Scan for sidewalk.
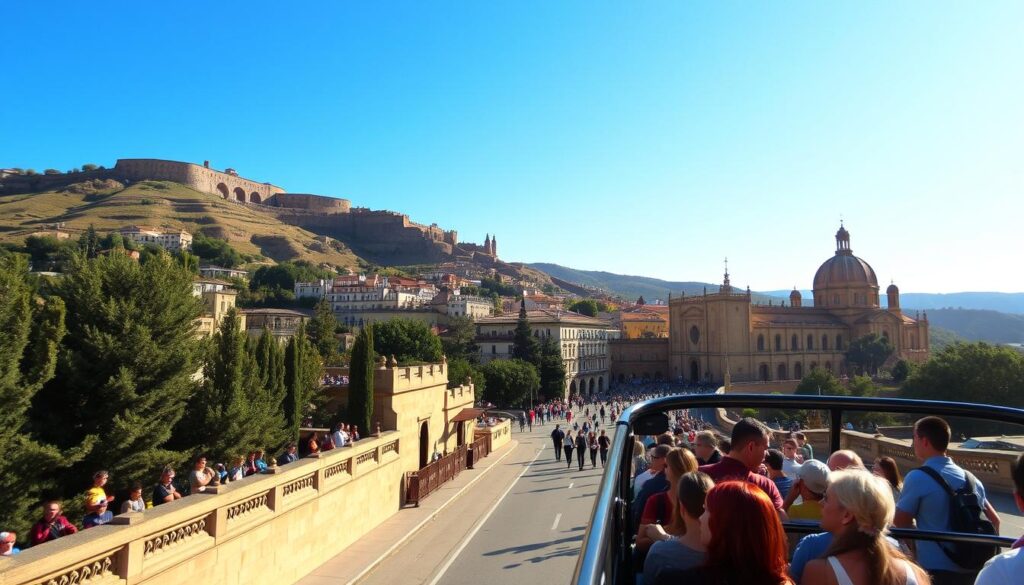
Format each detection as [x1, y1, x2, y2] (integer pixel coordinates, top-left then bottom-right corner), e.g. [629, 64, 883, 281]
[299, 439, 520, 585]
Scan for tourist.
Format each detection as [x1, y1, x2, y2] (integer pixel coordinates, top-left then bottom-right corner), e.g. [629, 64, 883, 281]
[351, 426, 361, 441]
[589, 431, 599, 468]
[796, 432, 813, 461]
[29, 500, 77, 546]
[0, 531, 19, 556]
[332, 423, 347, 448]
[895, 416, 1000, 585]
[598, 429, 611, 467]
[119, 482, 146, 514]
[551, 425, 565, 461]
[304, 432, 320, 455]
[321, 431, 335, 451]
[214, 463, 228, 484]
[227, 456, 245, 482]
[153, 466, 183, 505]
[670, 480, 792, 584]
[633, 438, 650, 478]
[84, 470, 114, 513]
[698, 418, 786, 515]
[564, 431, 575, 469]
[827, 449, 864, 471]
[765, 448, 794, 499]
[277, 443, 299, 466]
[637, 448, 699, 561]
[801, 469, 930, 585]
[189, 455, 217, 493]
[873, 456, 903, 501]
[244, 451, 259, 476]
[632, 444, 673, 529]
[785, 460, 829, 521]
[575, 430, 587, 471]
[254, 449, 268, 472]
[782, 438, 804, 473]
[83, 498, 113, 529]
[974, 452, 1024, 584]
[645, 471, 714, 585]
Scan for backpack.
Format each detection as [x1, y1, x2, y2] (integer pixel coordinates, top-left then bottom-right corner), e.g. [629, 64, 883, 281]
[916, 466, 998, 570]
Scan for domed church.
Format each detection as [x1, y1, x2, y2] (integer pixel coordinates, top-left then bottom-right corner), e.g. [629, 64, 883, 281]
[666, 225, 929, 383]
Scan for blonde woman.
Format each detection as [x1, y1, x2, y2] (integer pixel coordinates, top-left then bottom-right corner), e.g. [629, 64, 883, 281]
[802, 469, 930, 585]
[636, 447, 700, 560]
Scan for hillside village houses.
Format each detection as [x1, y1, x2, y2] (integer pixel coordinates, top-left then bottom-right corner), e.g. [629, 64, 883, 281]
[193, 277, 241, 337]
[199, 264, 249, 281]
[475, 305, 619, 397]
[294, 273, 492, 328]
[118, 225, 193, 251]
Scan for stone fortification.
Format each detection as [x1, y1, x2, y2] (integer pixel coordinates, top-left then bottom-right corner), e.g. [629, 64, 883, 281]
[270, 192, 351, 212]
[114, 159, 287, 205]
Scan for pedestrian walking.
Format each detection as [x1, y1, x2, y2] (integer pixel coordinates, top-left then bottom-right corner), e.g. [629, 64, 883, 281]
[598, 429, 610, 466]
[563, 432, 575, 469]
[589, 432, 598, 468]
[519, 415, 525, 433]
[551, 425, 565, 461]
[575, 432, 587, 471]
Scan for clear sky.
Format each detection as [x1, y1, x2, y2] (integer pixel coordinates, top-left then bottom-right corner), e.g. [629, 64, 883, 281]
[3, 2, 1022, 293]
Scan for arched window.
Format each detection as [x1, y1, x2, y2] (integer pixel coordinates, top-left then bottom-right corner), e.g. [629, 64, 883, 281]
[825, 361, 833, 373]
[777, 363, 787, 380]
[832, 294, 840, 305]
[836, 335, 843, 350]
[689, 325, 700, 344]
[775, 334, 782, 351]
[794, 362, 803, 379]
[791, 334, 799, 350]
[822, 335, 829, 350]
[759, 363, 770, 381]
[757, 335, 765, 351]
[807, 334, 814, 350]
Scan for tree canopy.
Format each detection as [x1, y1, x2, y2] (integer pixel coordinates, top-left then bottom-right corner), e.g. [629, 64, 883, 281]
[845, 333, 893, 375]
[795, 367, 845, 396]
[481, 359, 539, 407]
[902, 342, 1024, 408]
[373, 318, 443, 364]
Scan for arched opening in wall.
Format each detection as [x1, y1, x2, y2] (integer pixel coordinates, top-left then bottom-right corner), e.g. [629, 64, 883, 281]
[807, 335, 814, 350]
[250, 192, 262, 204]
[233, 187, 246, 202]
[598, 377, 604, 392]
[836, 335, 843, 350]
[777, 363, 787, 380]
[456, 421, 465, 447]
[759, 363, 770, 382]
[570, 380, 577, 395]
[794, 362, 803, 379]
[690, 360, 699, 382]
[418, 421, 429, 470]
[810, 361, 818, 371]
[588, 378, 595, 394]
[757, 335, 765, 351]
[654, 371, 662, 380]
[825, 361, 833, 373]
[791, 334, 799, 350]
[217, 183, 229, 198]
[775, 334, 782, 351]
[822, 335, 829, 351]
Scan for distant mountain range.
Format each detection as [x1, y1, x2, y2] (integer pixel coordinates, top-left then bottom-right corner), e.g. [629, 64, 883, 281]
[528, 264, 1024, 345]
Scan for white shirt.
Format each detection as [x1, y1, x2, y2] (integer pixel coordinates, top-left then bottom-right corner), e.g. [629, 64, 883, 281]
[783, 457, 802, 478]
[332, 430, 347, 447]
[975, 548, 1023, 585]
[634, 469, 655, 493]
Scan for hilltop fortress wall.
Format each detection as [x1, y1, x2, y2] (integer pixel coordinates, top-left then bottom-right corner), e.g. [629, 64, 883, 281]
[0, 157, 497, 266]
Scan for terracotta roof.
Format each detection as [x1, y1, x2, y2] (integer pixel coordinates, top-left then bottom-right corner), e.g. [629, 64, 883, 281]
[750, 308, 846, 327]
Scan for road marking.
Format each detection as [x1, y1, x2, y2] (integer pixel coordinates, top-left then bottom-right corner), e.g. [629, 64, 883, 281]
[551, 513, 562, 531]
[568, 482, 574, 489]
[426, 445, 546, 585]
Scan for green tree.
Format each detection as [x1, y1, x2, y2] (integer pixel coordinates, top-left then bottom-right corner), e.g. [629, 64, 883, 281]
[537, 337, 567, 400]
[283, 323, 324, 439]
[447, 357, 486, 400]
[0, 255, 76, 538]
[795, 367, 846, 396]
[480, 359, 540, 407]
[81, 163, 99, 172]
[373, 318, 443, 364]
[511, 301, 538, 364]
[441, 315, 478, 362]
[568, 299, 600, 317]
[845, 333, 894, 375]
[891, 358, 913, 384]
[347, 326, 375, 434]
[847, 374, 877, 398]
[308, 300, 341, 365]
[78, 225, 100, 259]
[902, 342, 1024, 408]
[33, 250, 204, 499]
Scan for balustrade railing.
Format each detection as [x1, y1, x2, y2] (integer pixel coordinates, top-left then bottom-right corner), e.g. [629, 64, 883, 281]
[405, 444, 468, 506]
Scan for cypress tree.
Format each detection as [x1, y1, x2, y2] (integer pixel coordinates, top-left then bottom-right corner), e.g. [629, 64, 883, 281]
[308, 300, 340, 365]
[0, 255, 74, 537]
[283, 329, 303, 442]
[33, 250, 203, 496]
[512, 299, 538, 364]
[249, 328, 287, 451]
[347, 326, 375, 434]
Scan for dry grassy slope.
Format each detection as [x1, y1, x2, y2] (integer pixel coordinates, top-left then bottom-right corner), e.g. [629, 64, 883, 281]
[0, 180, 362, 269]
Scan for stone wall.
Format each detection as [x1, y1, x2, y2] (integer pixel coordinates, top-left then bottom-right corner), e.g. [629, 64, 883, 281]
[113, 159, 285, 204]
[609, 338, 671, 382]
[269, 193, 351, 213]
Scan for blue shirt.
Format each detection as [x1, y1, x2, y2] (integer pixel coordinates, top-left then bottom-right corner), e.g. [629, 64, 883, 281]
[896, 455, 989, 573]
[773, 475, 793, 500]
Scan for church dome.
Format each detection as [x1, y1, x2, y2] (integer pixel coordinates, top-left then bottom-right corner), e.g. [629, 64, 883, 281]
[812, 225, 879, 290]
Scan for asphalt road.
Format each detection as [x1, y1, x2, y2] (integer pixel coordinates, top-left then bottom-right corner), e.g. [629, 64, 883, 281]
[358, 418, 608, 585]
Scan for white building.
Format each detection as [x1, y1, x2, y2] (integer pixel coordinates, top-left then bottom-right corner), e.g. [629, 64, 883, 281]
[475, 306, 619, 397]
[199, 265, 249, 281]
[119, 226, 192, 251]
[446, 295, 493, 319]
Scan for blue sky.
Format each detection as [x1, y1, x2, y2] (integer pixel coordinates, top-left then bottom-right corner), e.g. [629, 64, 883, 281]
[3, 2, 1022, 292]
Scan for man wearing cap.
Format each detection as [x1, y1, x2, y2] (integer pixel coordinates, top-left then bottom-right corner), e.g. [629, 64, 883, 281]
[83, 497, 113, 529]
[0, 531, 19, 556]
[785, 460, 829, 520]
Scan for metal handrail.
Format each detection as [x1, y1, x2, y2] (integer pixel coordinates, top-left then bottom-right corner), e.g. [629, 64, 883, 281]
[571, 393, 1024, 585]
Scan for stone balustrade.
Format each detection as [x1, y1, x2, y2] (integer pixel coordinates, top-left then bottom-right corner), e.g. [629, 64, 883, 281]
[475, 419, 512, 452]
[0, 432, 402, 585]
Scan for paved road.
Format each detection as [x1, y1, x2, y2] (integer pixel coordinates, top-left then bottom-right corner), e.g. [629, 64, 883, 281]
[358, 418, 610, 585]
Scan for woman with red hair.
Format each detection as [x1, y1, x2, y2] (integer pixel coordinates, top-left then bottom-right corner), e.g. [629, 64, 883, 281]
[671, 480, 793, 585]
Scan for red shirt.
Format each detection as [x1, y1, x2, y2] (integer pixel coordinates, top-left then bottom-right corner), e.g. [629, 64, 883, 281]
[699, 455, 784, 511]
[30, 516, 78, 546]
[640, 491, 672, 525]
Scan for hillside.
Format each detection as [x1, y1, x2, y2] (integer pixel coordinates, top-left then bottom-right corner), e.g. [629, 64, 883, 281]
[764, 289, 1024, 315]
[528, 263, 779, 304]
[0, 180, 362, 268]
[922, 308, 1024, 344]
